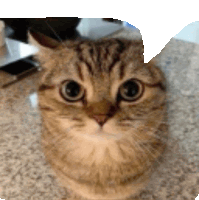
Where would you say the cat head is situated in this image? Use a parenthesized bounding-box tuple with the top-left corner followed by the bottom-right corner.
(29, 30, 167, 143)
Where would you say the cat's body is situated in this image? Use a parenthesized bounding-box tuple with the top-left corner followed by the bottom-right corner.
(29, 31, 168, 200)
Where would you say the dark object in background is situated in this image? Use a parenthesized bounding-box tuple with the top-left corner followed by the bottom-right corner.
(0, 18, 82, 87)
(28, 18, 81, 41)
(1, 57, 37, 75)
(103, 18, 123, 24)
(1, 17, 82, 77)
(1, 17, 81, 42)
(0, 17, 81, 87)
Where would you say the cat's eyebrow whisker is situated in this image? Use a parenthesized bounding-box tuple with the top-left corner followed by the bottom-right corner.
(44, 20, 77, 63)
(45, 21, 64, 44)
(45, 21, 70, 50)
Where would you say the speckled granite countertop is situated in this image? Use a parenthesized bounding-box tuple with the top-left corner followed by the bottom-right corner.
(0, 28, 199, 200)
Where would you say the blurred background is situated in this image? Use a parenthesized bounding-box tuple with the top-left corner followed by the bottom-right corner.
(174, 21, 199, 44)
(0, 17, 198, 88)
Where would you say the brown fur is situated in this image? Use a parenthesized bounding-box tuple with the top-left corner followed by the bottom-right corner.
(29, 30, 168, 200)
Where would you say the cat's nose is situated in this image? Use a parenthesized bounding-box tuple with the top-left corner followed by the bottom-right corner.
(92, 114, 108, 126)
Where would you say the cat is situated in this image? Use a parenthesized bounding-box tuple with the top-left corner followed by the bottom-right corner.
(29, 30, 168, 200)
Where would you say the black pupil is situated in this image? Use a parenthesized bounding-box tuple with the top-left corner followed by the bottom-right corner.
(123, 81, 139, 97)
(65, 81, 80, 97)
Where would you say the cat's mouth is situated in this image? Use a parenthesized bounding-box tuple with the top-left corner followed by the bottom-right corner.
(93, 126, 123, 140)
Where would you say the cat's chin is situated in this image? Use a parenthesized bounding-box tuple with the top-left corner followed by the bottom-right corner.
(73, 120, 125, 141)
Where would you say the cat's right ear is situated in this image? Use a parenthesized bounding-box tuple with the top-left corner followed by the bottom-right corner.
(28, 28, 60, 63)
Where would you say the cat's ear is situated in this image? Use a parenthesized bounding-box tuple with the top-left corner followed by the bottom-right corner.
(28, 29, 60, 63)
(28, 28, 60, 49)
(146, 58, 166, 89)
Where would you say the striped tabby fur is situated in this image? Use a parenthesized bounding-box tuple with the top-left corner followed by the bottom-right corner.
(29, 31, 168, 200)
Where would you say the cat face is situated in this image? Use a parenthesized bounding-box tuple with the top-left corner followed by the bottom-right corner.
(29, 31, 167, 144)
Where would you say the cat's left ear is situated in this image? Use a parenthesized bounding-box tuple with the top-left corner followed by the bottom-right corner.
(28, 29, 60, 62)
(28, 28, 60, 49)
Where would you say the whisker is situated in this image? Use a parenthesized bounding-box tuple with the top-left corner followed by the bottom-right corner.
(45, 20, 64, 43)
(137, 129, 199, 157)
(44, 20, 74, 54)
(42, 125, 76, 158)
(121, 120, 169, 145)
(116, 139, 148, 169)
(126, 138, 163, 173)
(42, 20, 77, 63)
(128, 136, 155, 167)
(132, 133, 163, 166)
(42, 135, 65, 159)
(145, 132, 168, 144)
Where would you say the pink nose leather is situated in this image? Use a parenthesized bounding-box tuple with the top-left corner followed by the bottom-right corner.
(93, 115, 108, 126)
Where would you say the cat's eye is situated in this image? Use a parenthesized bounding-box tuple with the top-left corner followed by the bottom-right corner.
(60, 80, 85, 102)
(119, 79, 144, 101)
